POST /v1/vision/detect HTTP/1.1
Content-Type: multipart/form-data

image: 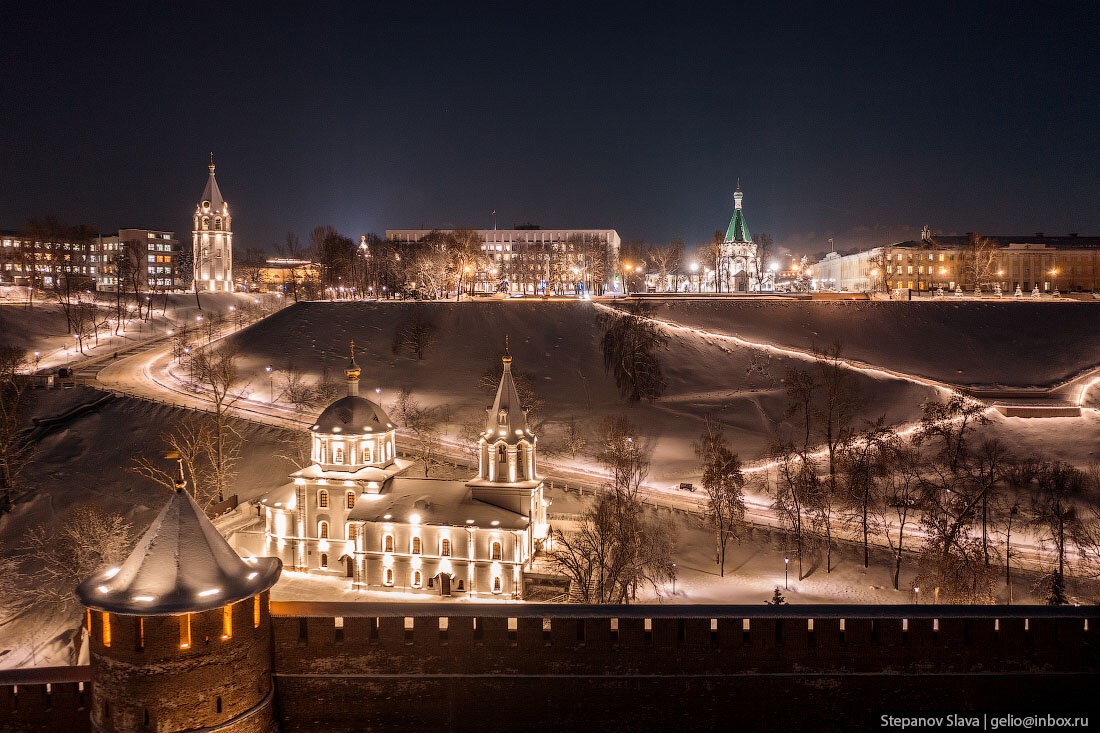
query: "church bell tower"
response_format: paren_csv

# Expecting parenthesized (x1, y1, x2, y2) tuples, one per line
(193, 154, 234, 292)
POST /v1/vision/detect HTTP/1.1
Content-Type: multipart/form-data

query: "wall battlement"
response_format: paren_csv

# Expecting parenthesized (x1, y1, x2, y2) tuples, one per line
(3, 603, 1096, 732)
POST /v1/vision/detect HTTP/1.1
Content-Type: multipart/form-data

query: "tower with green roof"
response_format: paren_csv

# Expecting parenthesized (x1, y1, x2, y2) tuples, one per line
(714, 180, 766, 292)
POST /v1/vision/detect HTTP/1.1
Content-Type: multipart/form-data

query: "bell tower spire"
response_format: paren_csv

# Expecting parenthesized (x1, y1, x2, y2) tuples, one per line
(192, 154, 233, 293)
(345, 339, 361, 396)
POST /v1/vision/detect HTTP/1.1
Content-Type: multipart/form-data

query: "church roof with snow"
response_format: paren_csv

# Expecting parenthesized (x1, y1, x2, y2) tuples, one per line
(484, 343, 530, 441)
(313, 396, 395, 435)
(76, 488, 281, 616)
(200, 161, 225, 211)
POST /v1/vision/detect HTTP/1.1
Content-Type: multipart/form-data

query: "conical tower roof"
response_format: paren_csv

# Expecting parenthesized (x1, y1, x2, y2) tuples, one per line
(76, 488, 280, 616)
(200, 155, 226, 211)
(484, 339, 529, 441)
(725, 182, 752, 243)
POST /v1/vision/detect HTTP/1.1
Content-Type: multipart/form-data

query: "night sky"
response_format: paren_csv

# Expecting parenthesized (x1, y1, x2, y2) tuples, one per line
(2, 2, 1097, 255)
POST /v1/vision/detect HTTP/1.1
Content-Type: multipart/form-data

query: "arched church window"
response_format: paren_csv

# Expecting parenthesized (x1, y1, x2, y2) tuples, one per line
(497, 445, 507, 462)
(411, 536, 422, 554)
(517, 445, 526, 480)
(318, 490, 329, 508)
(383, 534, 394, 553)
(492, 576, 502, 593)
(320, 553, 328, 569)
(318, 521, 329, 539)
(214, 218, 222, 229)
(498, 409, 507, 425)
(334, 446, 344, 463)
(440, 538, 451, 556)
(412, 570, 422, 588)
(491, 541, 502, 561)
(202, 217, 209, 229)
(384, 568, 394, 586)
(346, 491, 356, 509)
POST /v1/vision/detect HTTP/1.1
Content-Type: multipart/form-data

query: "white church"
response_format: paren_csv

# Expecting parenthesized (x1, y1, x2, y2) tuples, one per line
(241, 343, 549, 598)
(707, 182, 773, 292)
(192, 155, 234, 292)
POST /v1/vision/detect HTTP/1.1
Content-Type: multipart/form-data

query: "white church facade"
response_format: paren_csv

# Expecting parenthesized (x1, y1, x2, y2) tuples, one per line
(244, 343, 549, 598)
(706, 182, 773, 293)
(192, 155, 234, 292)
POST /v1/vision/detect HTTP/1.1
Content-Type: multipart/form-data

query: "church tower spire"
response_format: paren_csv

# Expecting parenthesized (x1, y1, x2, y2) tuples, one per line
(192, 154, 234, 293)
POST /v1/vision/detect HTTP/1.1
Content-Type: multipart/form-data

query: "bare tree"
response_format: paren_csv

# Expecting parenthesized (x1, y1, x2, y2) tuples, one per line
(958, 233, 999, 291)
(128, 414, 241, 511)
(392, 309, 437, 360)
(599, 301, 668, 402)
(874, 436, 922, 590)
(841, 419, 893, 568)
(10, 506, 134, 619)
(648, 239, 682, 292)
(548, 417, 675, 603)
(390, 387, 446, 476)
(769, 441, 815, 580)
(752, 232, 775, 292)
(1030, 461, 1086, 604)
(558, 416, 587, 460)
(0, 346, 37, 513)
(191, 342, 246, 502)
(693, 416, 746, 576)
(279, 361, 318, 413)
(916, 391, 990, 474)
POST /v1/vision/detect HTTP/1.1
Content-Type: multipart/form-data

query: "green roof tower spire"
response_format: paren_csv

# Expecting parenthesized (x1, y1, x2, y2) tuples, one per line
(725, 180, 752, 244)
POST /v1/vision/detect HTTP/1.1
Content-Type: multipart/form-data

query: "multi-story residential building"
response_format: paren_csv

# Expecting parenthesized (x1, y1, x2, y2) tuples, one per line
(386, 227, 621, 295)
(812, 229, 1100, 294)
(233, 257, 321, 293)
(0, 229, 96, 290)
(96, 229, 181, 291)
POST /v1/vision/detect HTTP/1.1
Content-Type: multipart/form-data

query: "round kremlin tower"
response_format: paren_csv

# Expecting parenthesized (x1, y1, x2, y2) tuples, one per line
(76, 464, 281, 732)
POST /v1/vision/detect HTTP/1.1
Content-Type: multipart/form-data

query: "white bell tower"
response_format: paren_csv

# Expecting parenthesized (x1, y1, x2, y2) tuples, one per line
(192, 153, 233, 292)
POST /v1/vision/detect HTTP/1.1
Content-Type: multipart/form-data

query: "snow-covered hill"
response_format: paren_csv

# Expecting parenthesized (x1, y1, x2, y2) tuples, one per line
(220, 301, 940, 480)
(627, 299, 1100, 388)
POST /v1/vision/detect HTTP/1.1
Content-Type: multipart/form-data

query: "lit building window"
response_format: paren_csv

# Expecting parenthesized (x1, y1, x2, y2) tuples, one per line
(411, 536, 422, 554)
(320, 553, 328, 568)
(384, 568, 394, 586)
(441, 538, 451, 556)
(318, 521, 329, 539)
(102, 612, 111, 647)
(491, 541, 502, 560)
(253, 596, 261, 628)
(346, 491, 356, 509)
(492, 576, 502, 593)
(412, 570, 422, 588)
(334, 446, 344, 463)
(318, 490, 328, 508)
(383, 534, 394, 553)
(180, 614, 191, 649)
(222, 604, 232, 639)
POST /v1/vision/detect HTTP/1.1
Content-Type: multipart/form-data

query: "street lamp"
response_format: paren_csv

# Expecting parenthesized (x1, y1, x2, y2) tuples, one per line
(914, 586, 920, 605)
(671, 562, 677, 595)
(784, 557, 789, 589)
(266, 365, 273, 402)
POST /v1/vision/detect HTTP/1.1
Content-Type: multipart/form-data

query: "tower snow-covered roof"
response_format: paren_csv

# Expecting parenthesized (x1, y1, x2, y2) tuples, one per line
(313, 396, 395, 435)
(484, 341, 530, 440)
(725, 182, 752, 243)
(200, 158, 226, 211)
(76, 488, 280, 616)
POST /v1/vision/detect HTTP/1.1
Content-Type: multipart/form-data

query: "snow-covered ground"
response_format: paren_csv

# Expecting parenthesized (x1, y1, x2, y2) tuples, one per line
(0, 289, 283, 371)
(630, 299, 1099, 388)
(215, 301, 943, 481)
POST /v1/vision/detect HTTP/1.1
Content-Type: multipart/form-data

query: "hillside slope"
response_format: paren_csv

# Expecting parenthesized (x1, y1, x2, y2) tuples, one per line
(222, 301, 938, 478)
(626, 299, 1100, 387)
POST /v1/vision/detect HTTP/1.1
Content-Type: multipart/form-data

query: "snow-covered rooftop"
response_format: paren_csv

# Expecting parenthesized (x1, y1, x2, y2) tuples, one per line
(313, 395, 395, 436)
(348, 477, 528, 530)
(75, 488, 281, 616)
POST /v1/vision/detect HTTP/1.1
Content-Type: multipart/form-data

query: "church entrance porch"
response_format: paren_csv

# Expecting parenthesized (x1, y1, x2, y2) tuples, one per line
(434, 572, 452, 596)
(733, 270, 749, 292)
